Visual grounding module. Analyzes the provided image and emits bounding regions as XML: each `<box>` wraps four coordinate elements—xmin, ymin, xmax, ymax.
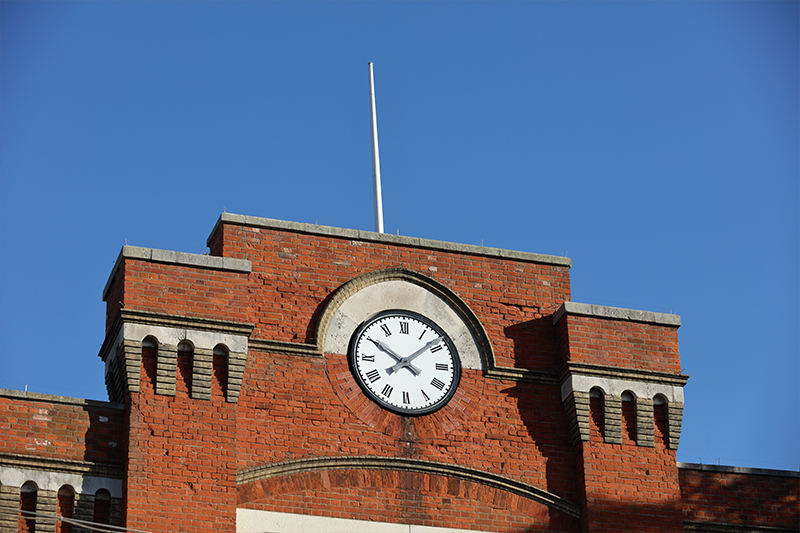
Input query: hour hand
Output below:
<box><xmin>367</xmin><ymin>337</ymin><xmax>421</xmax><ymax>375</ymax></box>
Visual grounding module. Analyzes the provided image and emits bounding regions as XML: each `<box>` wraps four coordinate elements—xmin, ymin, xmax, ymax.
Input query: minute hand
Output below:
<box><xmin>368</xmin><ymin>337</ymin><xmax>421</xmax><ymax>375</ymax></box>
<box><xmin>389</xmin><ymin>337</ymin><xmax>443</xmax><ymax>374</ymax></box>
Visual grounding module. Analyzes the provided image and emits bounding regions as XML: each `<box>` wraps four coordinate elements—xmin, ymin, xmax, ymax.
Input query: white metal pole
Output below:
<box><xmin>369</xmin><ymin>62</ymin><xmax>384</xmax><ymax>234</ymax></box>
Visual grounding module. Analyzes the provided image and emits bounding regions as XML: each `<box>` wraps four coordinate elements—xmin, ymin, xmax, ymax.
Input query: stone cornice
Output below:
<box><xmin>210</xmin><ymin>213</ymin><xmax>572</xmax><ymax>267</ymax></box>
<box><xmin>103</xmin><ymin>244</ymin><xmax>251</xmax><ymax>300</ymax></box>
<box><xmin>553</xmin><ymin>301</ymin><xmax>681</xmax><ymax>327</ymax></box>
<box><xmin>678</xmin><ymin>462</ymin><xmax>800</xmax><ymax>479</ymax></box>
<box><xmin>560</xmin><ymin>362</ymin><xmax>689</xmax><ymax>387</ymax></box>
<box><xmin>0</xmin><ymin>453</ymin><xmax>124</xmax><ymax>479</ymax></box>
<box><xmin>484</xmin><ymin>367</ymin><xmax>558</xmax><ymax>384</ymax></box>
<box><xmin>248</xmin><ymin>339</ymin><xmax>322</xmax><ymax>357</ymax></box>
<box><xmin>99</xmin><ymin>309</ymin><xmax>254</xmax><ymax>362</ymax></box>
<box><xmin>0</xmin><ymin>390</ymin><xmax>123</xmax><ymax>410</ymax></box>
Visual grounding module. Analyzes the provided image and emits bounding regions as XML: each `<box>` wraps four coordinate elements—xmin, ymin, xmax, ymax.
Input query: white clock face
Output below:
<box><xmin>350</xmin><ymin>310</ymin><xmax>460</xmax><ymax>415</ymax></box>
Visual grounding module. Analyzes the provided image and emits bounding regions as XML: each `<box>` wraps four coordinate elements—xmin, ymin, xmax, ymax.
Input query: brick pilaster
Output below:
<box><xmin>72</xmin><ymin>493</ymin><xmax>94</xmax><ymax>533</ymax></box>
<box><xmin>33</xmin><ymin>489</ymin><xmax>57</xmax><ymax>533</ymax></box>
<box><xmin>192</xmin><ymin>347</ymin><xmax>213</xmax><ymax>400</ymax></box>
<box><xmin>0</xmin><ymin>485</ymin><xmax>20</xmax><ymax>533</ymax></box>
<box><xmin>604</xmin><ymin>395</ymin><xmax>622</xmax><ymax>445</ymax></box>
<box><xmin>636</xmin><ymin>397</ymin><xmax>655</xmax><ymax>447</ymax></box>
<box><xmin>668</xmin><ymin>401</ymin><xmax>684</xmax><ymax>450</ymax></box>
<box><xmin>227</xmin><ymin>352</ymin><xmax>247</xmax><ymax>403</ymax></box>
<box><xmin>156</xmin><ymin>343</ymin><xmax>177</xmax><ymax>396</ymax></box>
<box><xmin>563</xmin><ymin>390</ymin><xmax>590</xmax><ymax>445</ymax></box>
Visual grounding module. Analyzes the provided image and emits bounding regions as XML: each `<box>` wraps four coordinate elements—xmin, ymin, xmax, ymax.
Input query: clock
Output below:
<box><xmin>349</xmin><ymin>310</ymin><xmax>461</xmax><ymax>415</ymax></box>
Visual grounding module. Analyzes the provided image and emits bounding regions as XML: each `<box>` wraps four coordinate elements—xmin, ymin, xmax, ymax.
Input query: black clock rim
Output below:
<box><xmin>348</xmin><ymin>309</ymin><xmax>462</xmax><ymax>417</ymax></box>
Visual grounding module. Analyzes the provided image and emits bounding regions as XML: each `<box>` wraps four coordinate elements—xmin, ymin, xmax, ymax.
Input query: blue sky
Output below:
<box><xmin>1</xmin><ymin>2</ymin><xmax>797</xmax><ymax>471</ymax></box>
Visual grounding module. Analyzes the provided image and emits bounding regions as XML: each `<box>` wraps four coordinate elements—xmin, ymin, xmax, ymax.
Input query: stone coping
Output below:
<box><xmin>0</xmin><ymin>389</ymin><xmax>123</xmax><ymax>410</ymax></box>
<box><xmin>209</xmin><ymin>213</ymin><xmax>572</xmax><ymax>267</ymax></box>
<box><xmin>553</xmin><ymin>301</ymin><xmax>681</xmax><ymax>327</ymax></box>
<box><xmin>678</xmin><ymin>462</ymin><xmax>800</xmax><ymax>478</ymax></box>
<box><xmin>103</xmin><ymin>245</ymin><xmax>252</xmax><ymax>300</ymax></box>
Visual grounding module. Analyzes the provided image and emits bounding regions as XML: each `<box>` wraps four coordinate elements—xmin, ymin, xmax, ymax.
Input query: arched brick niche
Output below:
<box><xmin>237</xmin><ymin>457</ymin><xmax>580</xmax><ymax>532</ymax></box>
<box><xmin>316</xmin><ymin>269</ymin><xmax>491</xmax><ymax>439</ymax></box>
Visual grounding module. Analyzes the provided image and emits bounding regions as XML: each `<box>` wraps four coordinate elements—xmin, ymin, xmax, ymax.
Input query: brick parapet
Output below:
<box><xmin>203</xmin><ymin>215</ymin><xmax>571</xmax><ymax>374</ymax></box>
<box><xmin>208</xmin><ymin>213</ymin><xmax>573</xmax><ymax>268</ymax></box>
<box><xmin>554</xmin><ymin>303</ymin><xmax>682</xmax><ymax>374</ymax></box>
<box><xmin>578</xmin><ymin>441</ymin><xmax>683</xmax><ymax>532</ymax></box>
<box><xmin>0</xmin><ymin>391</ymin><xmax>124</xmax><ymax>466</ymax></box>
<box><xmin>679</xmin><ymin>463</ymin><xmax>799</xmax><ymax>531</ymax></box>
<box><xmin>102</xmin><ymin>250</ymin><xmax>251</xmax><ymax>334</ymax></box>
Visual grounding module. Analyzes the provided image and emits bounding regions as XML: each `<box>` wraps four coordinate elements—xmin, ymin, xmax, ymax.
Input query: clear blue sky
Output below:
<box><xmin>1</xmin><ymin>2</ymin><xmax>797</xmax><ymax>471</ymax></box>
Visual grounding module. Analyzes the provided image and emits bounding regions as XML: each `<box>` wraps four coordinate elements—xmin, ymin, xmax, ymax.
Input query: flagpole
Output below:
<box><xmin>369</xmin><ymin>62</ymin><xmax>384</xmax><ymax>234</ymax></box>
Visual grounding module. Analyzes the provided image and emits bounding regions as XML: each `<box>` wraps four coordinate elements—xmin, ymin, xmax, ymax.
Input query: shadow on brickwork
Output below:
<box><xmin>504</xmin><ymin>317</ymin><xmax>560</xmax><ymax>373</ymax></box>
<box><xmin>502</xmin><ymin>318</ymin><xmax>579</xmax><ymax>506</ymax></box>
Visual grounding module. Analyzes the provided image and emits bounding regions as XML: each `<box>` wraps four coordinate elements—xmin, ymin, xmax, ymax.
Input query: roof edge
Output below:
<box><xmin>678</xmin><ymin>462</ymin><xmax>800</xmax><ymax>478</ymax></box>
<box><xmin>209</xmin><ymin>213</ymin><xmax>572</xmax><ymax>267</ymax></box>
<box><xmin>553</xmin><ymin>301</ymin><xmax>681</xmax><ymax>327</ymax></box>
<box><xmin>0</xmin><ymin>389</ymin><xmax>125</xmax><ymax>410</ymax></box>
<box><xmin>102</xmin><ymin>245</ymin><xmax>252</xmax><ymax>300</ymax></box>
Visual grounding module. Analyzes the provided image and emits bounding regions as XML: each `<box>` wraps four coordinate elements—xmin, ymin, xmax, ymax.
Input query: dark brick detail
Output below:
<box><xmin>636</xmin><ymin>397</ymin><xmax>655</xmax><ymax>447</ymax></box>
<box><xmin>71</xmin><ymin>493</ymin><xmax>94</xmax><ymax>533</ymax></box>
<box><xmin>227</xmin><ymin>352</ymin><xmax>246</xmax><ymax>403</ymax></box>
<box><xmin>156</xmin><ymin>343</ymin><xmax>178</xmax><ymax>396</ymax></box>
<box><xmin>604</xmin><ymin>395</ymin><xmax>623</xmax><ymax>445</ymax></box>
<box><xmin>35</xmin><ymin>489</ymin><xmax>57</xmax><ymax>533</ymax></box>
<box><xmin>0</xmin><ymin>485</ymin><xmax>20</xmax><ymax>533</ymax></box>
<box><xmin>191</xmin><ymin>348</ymin><xmax>213</xmax><ymax>401</ymax></box>
<box><xmin>563</xmin><ymin>390</ymin><xmax>590</xmax><ymax>445</ymax></box>
<box><xmin>669</xmin><ymin>401</ymin><xmax>684</xmax><ymax>450</ymax></box>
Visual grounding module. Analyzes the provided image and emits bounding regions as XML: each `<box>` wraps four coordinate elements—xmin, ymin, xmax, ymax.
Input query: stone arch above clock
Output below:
<box><xmin>316</xmin><ymin>268</ymin><xmax>491</xmax><ymax>371</ymax></box>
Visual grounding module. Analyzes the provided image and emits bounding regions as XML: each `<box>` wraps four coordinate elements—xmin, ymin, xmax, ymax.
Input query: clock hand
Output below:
<box><xmin>388</xmin><ymin>337</ymin><xmax>443</xmax><ymax>374</ymax></box>
<box><xmin>367</xmin><ymin>337</ymin><xmax>421</xmax><ymax>375</ymax></box>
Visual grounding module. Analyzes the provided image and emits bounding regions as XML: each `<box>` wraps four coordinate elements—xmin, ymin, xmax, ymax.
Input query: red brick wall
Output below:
<box><xmin>123</xmin><ymin>343</ymin><xmax>238</xmax><ymax>533</ymax></box>
<box><xmin>578</xmin><ymin>442</ymin><xmax>683</xmax><ymax>532</ymax></box>
<box><xmin>236</xmin><ymin>350</ymin><xmax>579</xmax><ymax>499</ymax></box>
<box><xmin>556</xmin><ymin>314</ymin><xmax>681</xmax><ymax>373</ymax></box>
<box><xmin>209</xmin><ymin>222</ymin><xmax>571</xmax><ymax>371</ymax></box>
<box><xmin>109</xmin><ymin>219</ymin><xmax>695</xmax><ymax>532</ymax></box>
<box><xmin>680</xmin><ymin>466</ymin><xmax>800</xmax><ymax>530</ymax></box>
<box><xmin>105</xmin><ymin>259</ymin><xmax>250</xmax><ymax>331</ymax></box>
<box><xmin>0</xmin><ymin>393</ymin><xmax>124</xmax><ymax>465</ymax></box>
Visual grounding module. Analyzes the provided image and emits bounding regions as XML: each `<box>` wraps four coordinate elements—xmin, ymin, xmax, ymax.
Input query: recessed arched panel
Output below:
<box><xmin>316</xmin><ymin>268</ymin><xmax>492</xmax><ymax>371</ymax></box>
<box><xmin>237</xmin><ymin>456</ymin><xmax>581</xmax><ymax>523</ymax></box>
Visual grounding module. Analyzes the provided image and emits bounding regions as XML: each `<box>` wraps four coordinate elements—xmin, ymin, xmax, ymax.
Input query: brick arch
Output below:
<box><xmin>237</xmin><ymin>456</ymin><xmax>581</xmax><ymax>522</ymax></box>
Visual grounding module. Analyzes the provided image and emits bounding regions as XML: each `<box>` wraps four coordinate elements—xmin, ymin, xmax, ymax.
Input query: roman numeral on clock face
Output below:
<box><xmin>421</xmin><ymin>390</ymin><xmax>430</xmax><ymax>401</ymax></box>
<box><xmin>380</xmin><ymin>324</ymin><xmax>391</xmax><ymax>336</ymax></box>
<box><xmin>436</xmin><ymin>363</ymin><xmax>449</xmax><ymax>371</ymax></box>
<box><xmin>366</xmin><ymin>369</ymin><xmax>381</xmax><ymax>383</ymax></box>
<box><xmin>381</xmin><ymin>384</ymin><xmax>393</xmax><ymax>398</ymax></box>
<box><xmin>430</xmin><ymin>344</ymin><xmax>443</xmax><ymax>353</ymax></box>
<box><xmin>402</xmin><ymin>391</ymin><xmax>410</xmax><ymax>404</ymax></box>
<box><xmin>399</xmin><ymin>322</ymin><xmax>409</xmax><ymax>334</ymax></box>
<box><xmin>431</xmin><ymin>377</ymin><xmax>445</xmax><ymax>390</ymax></box>
<box><xmin>362</xmin><ymin>354</ymin><xmax>375</xmax><ymax>362</ymax></box>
